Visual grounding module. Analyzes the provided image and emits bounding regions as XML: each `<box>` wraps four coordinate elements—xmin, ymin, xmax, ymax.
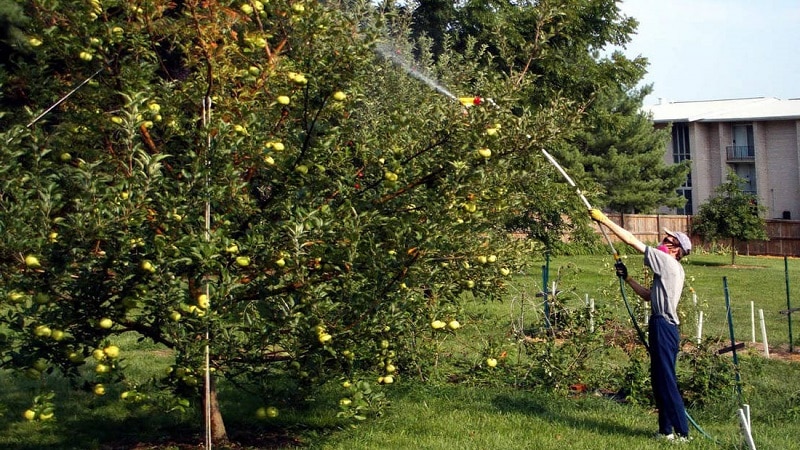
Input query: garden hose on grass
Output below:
<box><xmin>541</xmin><ymin>149</ymin><xmax>718</xmax><ymax>443</ymax></box>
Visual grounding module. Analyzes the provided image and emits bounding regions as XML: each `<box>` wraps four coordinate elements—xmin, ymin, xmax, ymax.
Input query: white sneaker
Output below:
<box><xmin>654</xmin><ymin>433</ymin><xmax>675</xmax><ymax>440</ymax></box>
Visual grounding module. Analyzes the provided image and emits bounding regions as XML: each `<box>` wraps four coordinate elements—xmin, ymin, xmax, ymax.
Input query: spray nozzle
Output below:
<box><xmin>459</xmin><ymin>96</ymin><xmax>483</xmax><ymax>107</ymax></box>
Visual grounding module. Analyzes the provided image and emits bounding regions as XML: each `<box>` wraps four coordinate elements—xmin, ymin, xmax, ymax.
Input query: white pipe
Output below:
<box><xmin>759</xmin><ymin>309</ymin><xmax>769</xmax><ymax>358</ymax></box>
<box><xmin>696</xmin><ymin>311</ymin><xmax>704</xmax><ymax>344</ymax></box>
<box><xmin>738</xmin><ymin>408</ymin><xmax>757</xmax><ymax>450</ymax></box>
<box><xmin>751</xmin><ymin>301</ymin><xmax>756</xmax><ymax>343</ymax></box>
<box><xmin>744</xmin><ymin>404</ymin><xmax>751</xmax><ymax>429</ymax></box>
<box><xmin>589</xmin><ymin>297</ymin><xmax>595</xmax><ymax>333</ymax></box>
<box><xmin>692</xmin><ymin>291</ymin><xmax>697</xmax><ymax>307</ymax></box>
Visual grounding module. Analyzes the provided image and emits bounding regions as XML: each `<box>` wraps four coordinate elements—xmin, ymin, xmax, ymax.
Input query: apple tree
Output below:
<box><xmin>0</xmin><ymin>0</ymin><xmax>580</xmax><ymax>442</ymax></box>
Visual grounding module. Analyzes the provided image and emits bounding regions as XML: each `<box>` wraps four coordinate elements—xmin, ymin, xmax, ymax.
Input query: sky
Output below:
<box><xmin>615</xmin><ymin>0</ymin><xmax>800</xmax><ymax>106</ymax></box>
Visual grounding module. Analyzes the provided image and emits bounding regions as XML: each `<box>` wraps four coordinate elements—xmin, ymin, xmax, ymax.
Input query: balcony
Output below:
<box><xmin>726</xmin><ymin>145</ymin><xmax>755</xmax><ymax>161</ymax></box>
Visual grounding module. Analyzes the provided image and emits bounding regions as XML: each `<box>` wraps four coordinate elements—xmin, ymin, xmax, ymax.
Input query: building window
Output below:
<box><xmin>672</xmin><ymin>123</ymin><xmax>692</xmax><ymax>214</ymax></box>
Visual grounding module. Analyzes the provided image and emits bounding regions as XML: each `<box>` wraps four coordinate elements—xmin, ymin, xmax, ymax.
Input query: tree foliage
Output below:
<box><xmin>0</xmin><ymin>0</ymin><xmax>584</xmax><ymax>439</ymax></box>
<box><xmin>410</xmin><ymin>0</ymin><xmax>687</xmax><ymax>213</ymax></box>
<box><xmin>692</xmin><ymin>171</ymin><xmax>768</xmax><ymax>264</ymax></box>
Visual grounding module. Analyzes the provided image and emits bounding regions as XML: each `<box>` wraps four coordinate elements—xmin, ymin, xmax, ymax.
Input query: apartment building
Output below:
<box><xmin>646</xmin><ymin>97</ymin><xmax>800</xmax><ymax>219</ymax></box>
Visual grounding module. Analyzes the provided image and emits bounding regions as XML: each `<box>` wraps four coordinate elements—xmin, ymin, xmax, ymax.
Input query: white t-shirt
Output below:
<box><xmin>644</xmin><ymin>246</ymin><xmax>685</xmax><ymax>326</ymax></box>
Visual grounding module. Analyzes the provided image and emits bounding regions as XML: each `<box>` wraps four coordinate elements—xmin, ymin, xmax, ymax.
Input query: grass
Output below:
<box><xmin>1</xmin><ymin>253</ymin><xmax>799</xmax><ymax>449</ymax></box>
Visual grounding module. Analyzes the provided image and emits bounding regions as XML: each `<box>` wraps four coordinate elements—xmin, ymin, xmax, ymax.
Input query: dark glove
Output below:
<box><xmin>614</xmin><ymin>261</ymin><xmax>629</xmax><ymax>281</ymax></box>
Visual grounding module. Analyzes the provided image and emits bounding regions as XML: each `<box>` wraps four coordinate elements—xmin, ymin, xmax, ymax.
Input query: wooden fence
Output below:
<box><xmin>597</xmin><ymin>214</ymin><xmax>800</xmax><ymax>257</ymax></box>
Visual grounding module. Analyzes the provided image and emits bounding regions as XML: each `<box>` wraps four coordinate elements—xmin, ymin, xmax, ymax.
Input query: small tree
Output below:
<box><xmin>693</xmin><ymin>171</ymin><xmax>768</xmax><ymax>265</ymax></box>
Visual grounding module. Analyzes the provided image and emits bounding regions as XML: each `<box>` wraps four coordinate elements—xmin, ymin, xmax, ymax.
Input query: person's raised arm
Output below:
<box><xmin>589</xmin><ymin>209</ymin><xmax>647</xmax><ymax>254</ymax></box>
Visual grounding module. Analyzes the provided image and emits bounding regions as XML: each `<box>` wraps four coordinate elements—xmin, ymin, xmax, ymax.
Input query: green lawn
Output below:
<box><xmin>2</xmin><ymin>253</ymin><xmax>799</xmax><ymax>449</ymax></box>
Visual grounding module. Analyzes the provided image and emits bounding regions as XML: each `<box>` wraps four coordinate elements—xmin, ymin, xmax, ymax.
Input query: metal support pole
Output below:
<box><xmin>785</xmin><ymin>256</ymin><xmax>794</xmax><ymax>352</ymax></box>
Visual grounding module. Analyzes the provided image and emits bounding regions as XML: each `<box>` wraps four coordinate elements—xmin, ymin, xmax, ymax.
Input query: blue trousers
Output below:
<box><xmin>649</xmin><ymin>315</ymin><xmax>689</xmax><ymax>436</ymax></box>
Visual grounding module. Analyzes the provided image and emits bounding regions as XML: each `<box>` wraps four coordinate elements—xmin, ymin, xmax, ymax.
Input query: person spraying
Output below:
<box><xmin>589</xmin><ymin>209</ymin><xmax>692</xmax><ymax>442</ymax></box>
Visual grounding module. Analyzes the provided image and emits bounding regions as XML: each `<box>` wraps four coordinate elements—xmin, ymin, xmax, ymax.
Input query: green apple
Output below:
<box><xmin>381</xmin><ymin>374</ymin><xmax>394</xmax><ymax>384</ymax></box>
<box><xmin>339</xmin><ymin>398</ymin><xmax>352</xmax><ymax>406</ymax></box>
<box><xmin>476</xmin><ymin>255</ymin><xmax>488</xmax><ymax>264</ymax></box>
<box><xmin>7</xmin><ymin>291</ymin><xmax>25</xmax><ymax>303</ymax></box>
<box><xmin>39</xmin><ymin>411</ymin><xmax>54</xmax><ymax>421</ymax></box>
<box><xmin>24</xmin><ymin>255</ymin><xmax>41</xmax><ymax>269</ymax></box>
<box><xmin>103</xmin><ymin>345</ymin><xmax>120</xmax><ymax>358</ymax></box>
<box><xmin>332</xmin><ymin>91</ymin><xmax>347</xmax><ymax>101</ymax></box>
<box><xmin>385</xmin><ymin>363</ymin><xmax>396</xmax><ymax>374</ymax></box>
<box><xmin>292</xmin><ymin>3</ymin><xmax>305</xmax><ymax>12</ymax></box>
<box><xmin>235</xmin><ymin>256</ymin><xmax>250</xmax><ymax>267</ymax></box>
<box><xmin>33</xmin><ymin>325</ymin><xmax>52</xmax><ymax>337</ymax></box>
<box><xmin>318</xmin><ymin>333</ymin><xmax>332</xmax><ymax>344</ymax></box>
<box><xmin>464</xmin><ymin>280</ymin><xmax>475</xmax><ymax>289</ymax></box>
<box><xmin>98</xmin><ymin>318</ymin><xmax>113</xmax><ymax>329</ymax></box>
<box><xmin>92</xmin><ymin>349</ymin><xmax>105</xmax><ymax>361</ymax></box>
<box><xmin>256</xmin><ymin>406</ymin><xmax>278</xmax><ymax>418</ymax></box>
<box><xmin>50</xmin><ymin>329</ymin><xmax>65</xmax><ymax>341</ymax></box>
<box><xmin>431</xmin><ymin>320</ymin><xmax>446</xmax><ymax>330</ymax></box>
<box><xmin>169</xmin><ymin>311</ymin><xmax>182</xmax><ymax>322</ymax></box>
<box><xmin>59</xmin><ymin>152</ymin><xmax>72</xmax><ymax>162</ymax></box>
<box><xmin>486</xmin><ymin>358</ymin><xmax>498</xmax><ymax>368</ymax></box>
<box><xmin>487</xmin><ymin>255</ymin><xmax>497</xmax><ymax>263</ymax></box>
<box><xmin>48</xmin><ymin>231</ymin><xmax>59</xmax><ymax>242</ymax></box>
<box><xmin>342</xmin><ymin>380</ymin><xmax>352</xmax><ymax>388</ymax></box>
<box><xmin>29</xmin><ymin>37</ymin><xmax>42</xmax><ymax>47</ymax></box>
<box><xmin>277</xmin><ymin>95</ymin><xmax>290</xmax><ymax>105</ymax></box>
<box><xmin>225</xmin><ymin>243</ymin><xmax>239</xmax><ymax>254</ymax></box>
<box><xmin>32</xmin><ymin>358</ymin><xmax>48</xmax><ymax>372</ymax></box>
<box><xmin>197</xmin><ymin>294</ymin><xmax>210</xmax><ymax>309</ymax></box>
<box><xmin>95</xmin><ymin>363</ymin><xmax>110</xmax><ymax>374</ymax></box>
<box><xmin>384</xmin><ymin>171</ymin><xmax>398</xmax><ymax>182</ymax></box>
<box><xmin>477</xmin><ymin>148</ymin><xmax>492</xmax><ymax>159</ymax></box>
<box><xmin>93</xmin><ymin>384</ymin><xmax>106</xmax><ymax>395</ymax></box>
<box><xmin>275</xmin><ymin>257</ymin><xmax>286</xmax><ymax>267</ymax></box>
<box><xmin>500</xmin><ymin>267</ymin><xmax>511</xmax><ymax>276</ymax></box>
<box><xmin>23</xmin><ymin>409</ymin><xmax>36</xmax><ymax>421</ymax></box>
<box><xmin>140</xmin><ymin>260</ymin><xmax>156</xmax><ymax>273</ymax></box>
<box><xmin>295</xmin><ymin>165</ymin><xmax>308</xmax><ymax>175</ymax></box>
<box><xmin>79</xmin><ymin>51</ymin><xmax>93</xmax><ymax>61</ymax></box>
<box><xmin>447</xmin><ymin>320</ymin><xmax>461</xmax><ymax>330</ymax></box>
<box><xmin>240</xmin><ymin>3</ymin><xmax>253</xmax><ymax>14</ymax></box>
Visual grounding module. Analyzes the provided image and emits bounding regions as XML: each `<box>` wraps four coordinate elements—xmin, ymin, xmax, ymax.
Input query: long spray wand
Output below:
<box><xmin>540</xmin><ymin>149</ymin><xmax>618</xmax><ymax>258</ymax></box>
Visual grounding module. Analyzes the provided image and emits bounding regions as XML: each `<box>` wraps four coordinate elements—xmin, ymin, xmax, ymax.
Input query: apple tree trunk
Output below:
<box><xmin>204</xmin><ymin>375</ymin><xmax>228</xmax><ymax>444</ymax></box>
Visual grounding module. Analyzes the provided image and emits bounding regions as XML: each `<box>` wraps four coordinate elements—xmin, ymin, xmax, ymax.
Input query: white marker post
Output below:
<box><xmin>696</xmin><ymin>311</ymin><xmax>704</xmax><ymax>344</ymax></box>
<box><xmin>759</xmin><ymin>309</ymin><xmax>769</xmax><ymax>358</ymax></box>
<box><xmin>589</xmin><ymin>297</ymin><xmax>595</xmax><ymax>333</ymax></box>
<box><xmin>738</xmin><ymin>407</ymin><xmax>757</xmax><ymax>450</ymax></box>
<box><xmin>751</xmin><ymin>301</ymin><xmax>756</xmax><ymax>343</ymax></box>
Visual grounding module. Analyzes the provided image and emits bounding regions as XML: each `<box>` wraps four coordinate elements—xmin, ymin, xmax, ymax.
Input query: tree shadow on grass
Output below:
<box><xmin>491</xmin><ymin>393</ymin><xmax>653</xmax><ymax>440</ymax></box>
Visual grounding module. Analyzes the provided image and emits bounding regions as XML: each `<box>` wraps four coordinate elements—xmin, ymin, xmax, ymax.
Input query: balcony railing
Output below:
<box><xmin>726</xmin><ymin>145</ymin><xmax>755</xmax><ymax>161</ymax></box>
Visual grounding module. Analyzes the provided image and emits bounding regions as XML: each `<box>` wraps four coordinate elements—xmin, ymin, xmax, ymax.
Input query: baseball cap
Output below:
<box><xmin>664</xmin><ymin>228</ymin><xmax>692</xmax><ymax>255</ymax></box>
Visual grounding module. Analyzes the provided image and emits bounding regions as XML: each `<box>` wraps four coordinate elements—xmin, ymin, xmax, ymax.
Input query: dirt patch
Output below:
<box><xmin>744</xmin><ymin>341</ymin><xmax>800</xmax><ymax>363</ymax></box>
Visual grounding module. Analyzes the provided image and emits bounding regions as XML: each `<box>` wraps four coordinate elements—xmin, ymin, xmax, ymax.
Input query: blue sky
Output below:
<box><xmin>616</xmin><ymin>0</ymin><xmax>800</xmax><ymax>105</ymax></box>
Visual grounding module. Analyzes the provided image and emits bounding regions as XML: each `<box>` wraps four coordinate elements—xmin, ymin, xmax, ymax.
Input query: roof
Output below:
<box><xmin>644</xmin><ymin>97</ymin><xmax>800</xmax><ymax>123</ymax></box>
